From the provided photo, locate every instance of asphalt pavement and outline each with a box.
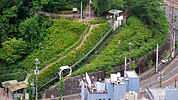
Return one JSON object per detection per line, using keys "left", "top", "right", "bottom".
{"left": 141, "top": 55, "right": 178, "bottom": 91}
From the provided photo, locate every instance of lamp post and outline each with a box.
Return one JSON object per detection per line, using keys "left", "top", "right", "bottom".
{"left": 128, "top": 42, "right": 133, "bottom": 69}
{"left": 34, "top": 58, "right": 40, "bottom": 100}
{"left": 169, "top": 73, "right": 177, "bottom": 88}
{"left": 31, "top": 79, "right": 35, "bottom": 99}
{"left": 156, "top": 44, "right": 159, "bottom": 72}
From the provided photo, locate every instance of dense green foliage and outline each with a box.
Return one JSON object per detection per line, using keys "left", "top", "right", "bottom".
{"left": 125, "top": 0, "right": 167, "bottom": 31}
{"left": 0, "top": 0, "right": 31, "bottom": 44}
{"left": 90, "top": 18, "right": 107, "bottom": 24}
{"left": 0, "top": 0, "right": 169, "bottom": 96}
{"left": 32, "top": 0, "right": 89, "bottom": 12}
{"left": 0, "top": 66, "right": 26, "bottom": 85}
{"left": 37, "top": 22, "right": 111, "bottom": 87}
{"left": 19, "top": 14, "right": 50, "bottom": 50}
{"left": 92, "top": 0, "right": 124, "bottom": 16}
{"left": 19, "top": 19, "right": 87, "bottom": 70}
{"left": 0, "top": 38, "right": 27, "bottom": 64}
{"left": 72, "top": 16, "right": 168, "bottom": 76}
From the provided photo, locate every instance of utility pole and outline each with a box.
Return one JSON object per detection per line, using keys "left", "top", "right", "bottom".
{"left": 156, "top": 44, "right": 159, "bottom": 72}
{"left": 124, "top": 57, "right": 127, "bottom": 77}
{"left": 89, "top": 0, "right": 91, "bottom": 19}
{"left": 128, "top": 43, "right": 133, "bottom": 69}
{"left": 89, "top": 0, "right": 93, "bottom": 19}
{"left": 81, "top": 1, "right": 83, "bottom": 20}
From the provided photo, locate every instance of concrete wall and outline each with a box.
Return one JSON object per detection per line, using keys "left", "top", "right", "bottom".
{"left": 63, "top": 71, "right": 106, "bottom": 96}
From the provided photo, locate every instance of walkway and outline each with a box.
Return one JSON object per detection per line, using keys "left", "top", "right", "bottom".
{"left": 76, "top": 24, "right": 100, "bottom": 49}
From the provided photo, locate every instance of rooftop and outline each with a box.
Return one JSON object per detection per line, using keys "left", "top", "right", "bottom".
{"left": 2, "top": 80, "right": 28, "bottom": 92}
{"left": 126, "top": 71, "right": 138, "bottom": 78}
{"left": 147, "top": 88, "right": 166, "bottom": 100}
{"left": 108, "top": 9, "right": 122, "bottom": 15}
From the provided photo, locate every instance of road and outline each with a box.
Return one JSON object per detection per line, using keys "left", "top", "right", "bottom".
{"left": 140, "top": 1, "right": 178, "bottom": 91}
{"left": 141, "top": 55, "right": 178, "bottom": 91}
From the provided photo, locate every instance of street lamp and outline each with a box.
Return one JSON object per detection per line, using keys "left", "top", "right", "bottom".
{"left": 156, "top": 44, "right": 159, "bottom": 72}
{"left": 30, "top": 79, "right": 35, "bottom": 99}
{"left": 34, "top": 58, "right": 40, "bottom": 100}
{"left": 169, "top": 73, "right": 177, "bottom": 88}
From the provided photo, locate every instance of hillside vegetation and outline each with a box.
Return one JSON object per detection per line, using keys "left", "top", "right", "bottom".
{"left": 19, "top": 19, "right": 87, "bottom": 70}
{"left": 37, "top": 22, "right": 111, "bottom": 87}
{"left": 72, "top": 16, "right": 168, "bottom": 76}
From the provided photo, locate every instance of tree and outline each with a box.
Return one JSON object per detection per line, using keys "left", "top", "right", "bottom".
{"left": 19, "top": 14, "right": 48, "bottom": 50}
{"left": 93, "top": 0, "right": 124, "bottom": 16}
{"left": 131, "top": 62, "right": 137, "bottom": 70}
{"left": 0, "top": 38, "right": 27, "bottom": 64}
{"left": 0, "top": 0, "right": 32, "bottom": 44}
{"left": 108, "top": 0, "right": 124, "bottom": 9}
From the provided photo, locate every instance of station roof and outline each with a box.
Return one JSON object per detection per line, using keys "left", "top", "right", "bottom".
{"left": 2, "top": 80, "right": 28, "bottom": 92}
{"left": 126, "top": 71, "right": 138, "bottom": 78}
{"left": 108, "top": 9, "right": 122, "bottom": 15}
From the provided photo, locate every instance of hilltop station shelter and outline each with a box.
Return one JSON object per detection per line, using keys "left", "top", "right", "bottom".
{"left": 108, "top": 9, "right": 123, "bottom": 30}
{"left": 1, "top": 80, "right": 28, "bottom": 100}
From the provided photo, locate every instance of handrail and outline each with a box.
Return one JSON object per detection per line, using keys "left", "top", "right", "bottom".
{"left": 145, "top": 86, "right": 154, "bottom": 100}
{"left": 71, "top": 28, "right": 112, "bottom": 69}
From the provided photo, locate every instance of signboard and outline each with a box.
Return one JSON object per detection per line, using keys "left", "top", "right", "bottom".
{"left": 34, "top": 70, "right": 39, "bottom": 74}
{"left": 25, "top": 93, "right": 29, "bottom": 100}
{"left": 73, "top": 8, "right": 77, "bottom": 12}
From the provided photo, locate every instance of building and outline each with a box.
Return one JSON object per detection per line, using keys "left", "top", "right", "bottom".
{"left": 108, "top": 9, "right": 124, "bottom": 30}
{"left": 81, "top": 71, "right": 140, "bottom": 100}
{"left": 1, "top": 80, "right": 28, "bottom": 100}
{"left": 145, "top": 87, "right": 178, "bottom": 100}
